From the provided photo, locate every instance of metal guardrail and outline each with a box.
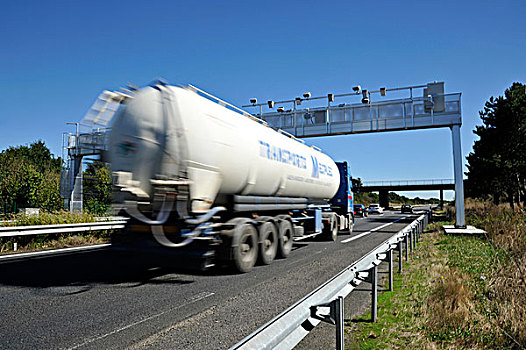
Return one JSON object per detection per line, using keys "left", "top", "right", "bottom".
{"left": 0, "top": 243, "right": 112, "bottom": 261}
{"left": 231, "top": 211, "right": 430, "bottom": 350}
{"left": 0, "top": 216, "right": 127, "bottom": 225}
{"left": 0, "top": 220, "right": 127, "bottom": 238}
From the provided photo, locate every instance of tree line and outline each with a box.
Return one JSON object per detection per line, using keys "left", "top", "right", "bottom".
{"left": 0, "top": 141, "right": 111, "bottom": 216}
{"left": 465, "top": 82, "right": 526, "bottom": 207}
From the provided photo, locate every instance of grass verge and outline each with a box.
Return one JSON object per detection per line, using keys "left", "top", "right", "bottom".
{"left": 346, "top": 211, "right": 524, "bottom": 349}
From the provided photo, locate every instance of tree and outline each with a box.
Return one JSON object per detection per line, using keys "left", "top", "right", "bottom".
{"left": 465, "top": 82, "right": 526, "bottom": 207}
{"left": 351, "top": 177, "right": 363, "bottom": 191}
{"left": 83, "top": 161, "right": 112, "bottom": 215}
{"left": 0, "top": 141, "right": 63, "bottom": 213}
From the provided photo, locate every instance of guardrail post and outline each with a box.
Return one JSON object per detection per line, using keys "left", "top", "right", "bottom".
{"left": 388, "top": 250, "right": 393, "bottom": 291}
{"left": 371, "top": 265, "right": 377, "bottom": 322}
{"left": 311, "top": 297, "right": 345, "bottom": 350}
{"left": 398, "top": 242, "right": 403, "bottom": 273}
{"left": 336, "top": 296, "right": 344, "bottom": 350}
{"left": 404, "top": 235, "right": 409, "bottom": 261}
{"left": 409, "top": 230, "right": 413, "bottom": 253}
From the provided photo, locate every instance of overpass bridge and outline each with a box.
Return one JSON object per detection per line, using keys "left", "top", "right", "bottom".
{"left": 359, "top": 179, "right": 455, "bottom": 209}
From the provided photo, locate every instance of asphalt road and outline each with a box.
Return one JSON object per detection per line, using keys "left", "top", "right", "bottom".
{"left": 0, "top": 210, "right": 420, "bottom": 349}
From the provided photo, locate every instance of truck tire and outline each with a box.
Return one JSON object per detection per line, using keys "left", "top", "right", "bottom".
{"left": 348, "top": 213, "right": 354, "bottom": 234}
{"left": 257, "top": 221, "right": 278, "bottom": 265}
{"left": 231, "top": 220, "right": 259, "bottom": 273}
{"left": 276, "top": 217, "right": 293, "bottom": 258}
{"left": 323, "top": 214, "right": 338, "bottom": 241}
{"left": 293, "top": 225, "right": 304, "bottom": 236}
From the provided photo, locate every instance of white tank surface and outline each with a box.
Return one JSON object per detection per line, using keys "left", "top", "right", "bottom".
{"left": 109, "top": 84, "right": 340, "bottom": 213}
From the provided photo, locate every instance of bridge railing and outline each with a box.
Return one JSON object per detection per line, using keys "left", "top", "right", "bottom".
{"left": 259, "top": 93, "right": 461, "bottom": 137}
{"left": 362, "top": 179, "right": 455, "bottom": 187}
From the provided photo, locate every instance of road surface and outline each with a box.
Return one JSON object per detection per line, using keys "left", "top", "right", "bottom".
{"left": 0, "top": 210, "right": 419, "bottom": 349}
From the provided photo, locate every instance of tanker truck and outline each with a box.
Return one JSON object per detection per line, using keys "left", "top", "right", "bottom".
{"left": 108, "top": 81, "right": 354, "bottom": 272}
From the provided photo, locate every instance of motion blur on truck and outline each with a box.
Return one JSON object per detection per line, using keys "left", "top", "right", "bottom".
{"left": 108, "top": 81, "right": 355, "bottom": 272}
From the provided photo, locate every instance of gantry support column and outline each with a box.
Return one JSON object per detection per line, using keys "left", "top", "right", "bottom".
{"left": 379, "top": 190, "right": 389, "bottom": 210}
{"left": 450, "top": 124, "right": 465, "bottom": 228}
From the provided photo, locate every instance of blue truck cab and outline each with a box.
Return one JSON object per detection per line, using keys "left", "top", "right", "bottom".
{"left": 293, "top": 161, "right": 354, "bottom": 239}
{"left": 330, "top": 161, "right": 354, "bottom": 219}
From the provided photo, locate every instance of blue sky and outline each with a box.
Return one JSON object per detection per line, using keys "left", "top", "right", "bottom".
{"left": 1, "top": 0, "right": 525, "bottom": 200}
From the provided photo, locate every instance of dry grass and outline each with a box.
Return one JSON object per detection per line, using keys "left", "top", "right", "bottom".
{"left": 0, "top": 210, "right": 96, "bottom": 227}
{"left": 426, "top": 272, "right": 473, "bottom": 333}
{"left": 434, "top": 199, "right": 526, "bottom": 349}
{"left": 348, "top": 202, "right": 526, "bottom": 349}
{"left": 463, "top": 200, "right": 526, "bottom": 348}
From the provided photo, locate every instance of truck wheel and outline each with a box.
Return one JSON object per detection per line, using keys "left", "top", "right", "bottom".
{"left": 277, "top": 218, "right": 293, "bottom": 258}
{"left": 348, "top": 213, "right": 354, "bottom": 234}
{"left": 232, "top": 221, "right": 259, "bottom": 273}
{"left": 258, "top": 221, "right": 278, "bottom": 265}
{"left": 323, "top": 215, "right": 338, "bottom": 241}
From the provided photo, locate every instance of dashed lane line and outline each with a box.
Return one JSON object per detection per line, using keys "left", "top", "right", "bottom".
{"left": 341, "top": 216, "right": 408, "bottom": 244}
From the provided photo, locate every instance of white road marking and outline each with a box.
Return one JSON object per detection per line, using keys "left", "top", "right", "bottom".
{"left": 67, "top": 291, "right": 215, "bottom": 349}
{"left": 341, "top": 216, "right": 408, "bottom": 244}
{"left": 293, "top": 232, "right": 321, "bottom": 241}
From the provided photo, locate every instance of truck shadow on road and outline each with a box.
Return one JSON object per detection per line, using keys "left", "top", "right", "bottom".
{"left": 0, "top": 249, "right": 201, "bottom": 291}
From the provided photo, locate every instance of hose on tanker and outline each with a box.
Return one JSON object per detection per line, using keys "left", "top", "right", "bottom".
{"left": 124, "top": 198, "right": 226, "bottom": 248}
{"left": 151, "top": 207, "right": 226, "bottom": 248}
{"left": 151, "top": 224, "right": 195, "bottom": 248}
{"left": 124, "top": 197, "right": 173, "bottom": 225}
{"left": 124, "top": 196, "right": 193, "bottom": 247}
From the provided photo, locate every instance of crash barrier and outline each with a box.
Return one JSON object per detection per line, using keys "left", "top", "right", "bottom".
{"left": 231, "top": 211, "right": 430, "bottom": 350}
{"left": 0, "top": 219, "right": 127, "bottom": 238}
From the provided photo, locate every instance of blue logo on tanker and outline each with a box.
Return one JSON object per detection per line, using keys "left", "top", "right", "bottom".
{"left": 311, "top": 155, "right": 333, "bottom": 178}
{"left": 259, "top": 140, "right": 332, "bottom": 178}
{"left": 259, "top": 140, "right": 306, "bottom": 169}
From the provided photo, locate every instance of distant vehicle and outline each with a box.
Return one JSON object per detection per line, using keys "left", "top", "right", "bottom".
{"left": 353, "top": 204, "right": 368, "bottom": 217}
{"left": 368, "top": 203, "right": 384, "bottom": 214}
{"left": 401, "top": 204, "right": 413, "bottom": 213}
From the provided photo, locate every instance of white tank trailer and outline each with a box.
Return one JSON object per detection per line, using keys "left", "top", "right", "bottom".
{"left": 109, "top": 81, "right": 354, "bottom": 272}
